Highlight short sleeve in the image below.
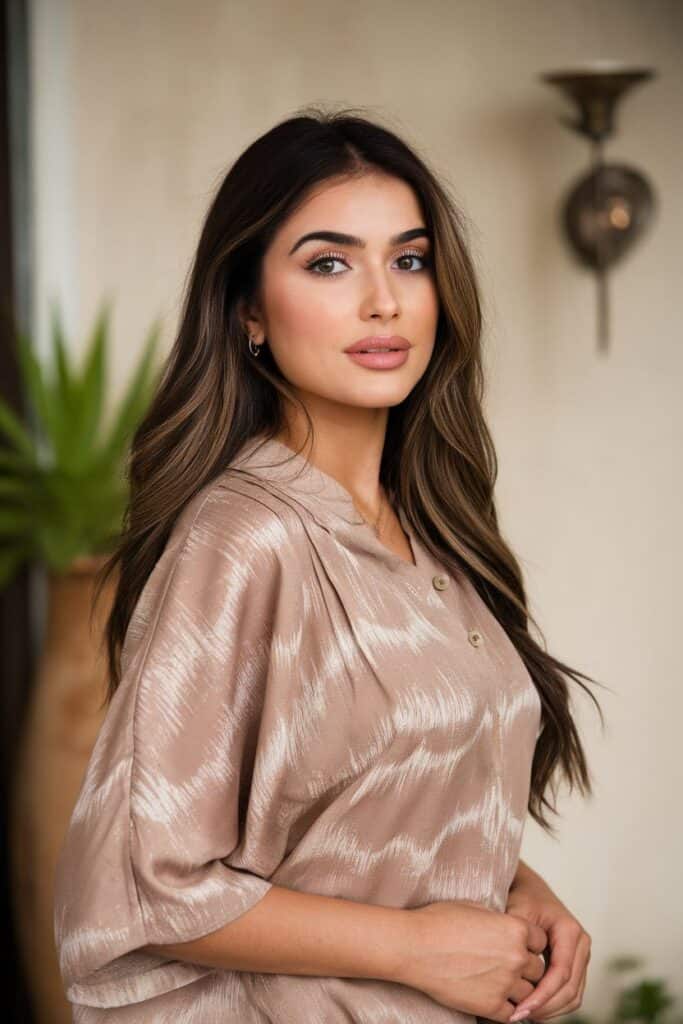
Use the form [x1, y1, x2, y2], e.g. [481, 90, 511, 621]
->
[53, 484, 282, 1009]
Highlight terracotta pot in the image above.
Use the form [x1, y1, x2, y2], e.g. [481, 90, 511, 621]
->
[9, 554, 118, 1023]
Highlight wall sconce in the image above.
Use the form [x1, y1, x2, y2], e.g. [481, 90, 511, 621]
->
[540, 62, 657, 354]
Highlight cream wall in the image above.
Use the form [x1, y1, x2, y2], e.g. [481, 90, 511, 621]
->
[30, 0, 683, 1009]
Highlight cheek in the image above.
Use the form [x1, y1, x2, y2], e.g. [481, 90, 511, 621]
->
[264, 274, 344, 382]
[266, 272, 342, 348]
[416, 279, 440, 333]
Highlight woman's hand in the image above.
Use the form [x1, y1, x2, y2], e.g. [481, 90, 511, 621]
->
[504, 870, 592, 1022]
[396, 899, 549, 1021]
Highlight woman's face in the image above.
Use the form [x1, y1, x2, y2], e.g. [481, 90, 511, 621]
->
[246, 171, 440, 417]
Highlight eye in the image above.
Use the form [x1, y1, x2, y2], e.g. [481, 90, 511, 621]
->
[394, 249, 431, 271]
[304, 250, 349, 276]
[304, 248, 432, 277]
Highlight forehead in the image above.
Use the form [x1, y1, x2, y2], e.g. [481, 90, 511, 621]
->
[270, 173, 425, 251]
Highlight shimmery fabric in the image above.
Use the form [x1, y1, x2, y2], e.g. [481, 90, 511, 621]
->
[54, 435, 542, 1022]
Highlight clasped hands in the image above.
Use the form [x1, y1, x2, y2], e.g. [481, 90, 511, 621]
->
[504, 864, 591, 1022]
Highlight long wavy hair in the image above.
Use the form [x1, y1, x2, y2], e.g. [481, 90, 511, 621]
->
[93, 104, 605, 836]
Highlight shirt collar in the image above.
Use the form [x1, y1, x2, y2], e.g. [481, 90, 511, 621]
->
[226, 434, 434, 579]
[227, 434, 369, 531]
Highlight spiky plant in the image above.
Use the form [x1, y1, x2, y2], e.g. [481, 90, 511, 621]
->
[0, 298, 162, 586]
[560, 955, 682, 1024]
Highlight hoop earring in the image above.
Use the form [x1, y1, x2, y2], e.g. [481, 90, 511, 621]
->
[248, 334, 261, 357]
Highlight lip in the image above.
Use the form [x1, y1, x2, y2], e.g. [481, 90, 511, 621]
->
[343, 335, 411, 353]
[344, 348, 410, 370]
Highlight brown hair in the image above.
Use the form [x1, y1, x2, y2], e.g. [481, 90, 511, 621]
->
[93, 104, 605, 836]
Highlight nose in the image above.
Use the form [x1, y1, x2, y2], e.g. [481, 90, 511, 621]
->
[360, 265, 401, 321]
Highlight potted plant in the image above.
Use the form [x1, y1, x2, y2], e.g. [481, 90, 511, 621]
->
[4, 298, 162, 1023]
[562, 954, 682, 1024]
[0, 297, 161, 583]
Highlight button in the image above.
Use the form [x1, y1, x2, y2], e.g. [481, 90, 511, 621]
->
[468, 629, 483, 647]
[432, 573, 449, 591]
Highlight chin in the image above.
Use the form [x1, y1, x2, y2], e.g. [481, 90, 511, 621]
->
[339, 384, 417, 409]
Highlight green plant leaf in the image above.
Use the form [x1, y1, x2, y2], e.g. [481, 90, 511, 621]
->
[0, 446, 36, 472]
[0, 505, 31, 537]
[57, 298, 112, 473]
[608, 954, 646, 973]
[96, 317, 162, 468]
[0, 303, 161, 571]
[0, 542, 33, 589]
[14, 325, 58, 453]
[73, 298, 111, 464]
[0, 398, 37, 460]
[0, 475, 35, 498]
[616, 978, 675, 1023]
[48, 298, 79, 467]
[50, 297, 76, 419]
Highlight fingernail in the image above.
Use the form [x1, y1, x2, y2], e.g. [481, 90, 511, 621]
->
[510, 1012, 530, 1022]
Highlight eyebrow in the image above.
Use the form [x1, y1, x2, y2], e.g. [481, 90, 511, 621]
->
[288, 227, 431, 255]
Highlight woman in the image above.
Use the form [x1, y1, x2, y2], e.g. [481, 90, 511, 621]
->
[54, 107, 601, 1023]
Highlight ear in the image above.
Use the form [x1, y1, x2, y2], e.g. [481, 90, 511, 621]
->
[236, 298, 264, 342]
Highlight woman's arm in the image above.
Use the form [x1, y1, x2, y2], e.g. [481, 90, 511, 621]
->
[509, 858, 544, 892]
[142, 860, 549, 985]
[143, 884, 413, 983]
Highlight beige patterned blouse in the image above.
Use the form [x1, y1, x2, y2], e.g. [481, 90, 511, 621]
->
[54, 434, 542, 1022]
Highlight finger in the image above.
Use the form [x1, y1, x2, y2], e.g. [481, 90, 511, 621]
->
[507, 912, 549, 957]
[508, 926, 579, 1020]
[522, 951, 547, 984]
[536, 969, 587, 1020]
[536, 931, 590, 1019]
[574, 966, 588, 1009]
[526, 922, 550, 955]
[524, 932, 590, 1021]
[508, 978, 536, 1004]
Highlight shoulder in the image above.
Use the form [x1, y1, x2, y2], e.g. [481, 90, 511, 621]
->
[169, 468, 306, 572]
[121, 471, 302, 674]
